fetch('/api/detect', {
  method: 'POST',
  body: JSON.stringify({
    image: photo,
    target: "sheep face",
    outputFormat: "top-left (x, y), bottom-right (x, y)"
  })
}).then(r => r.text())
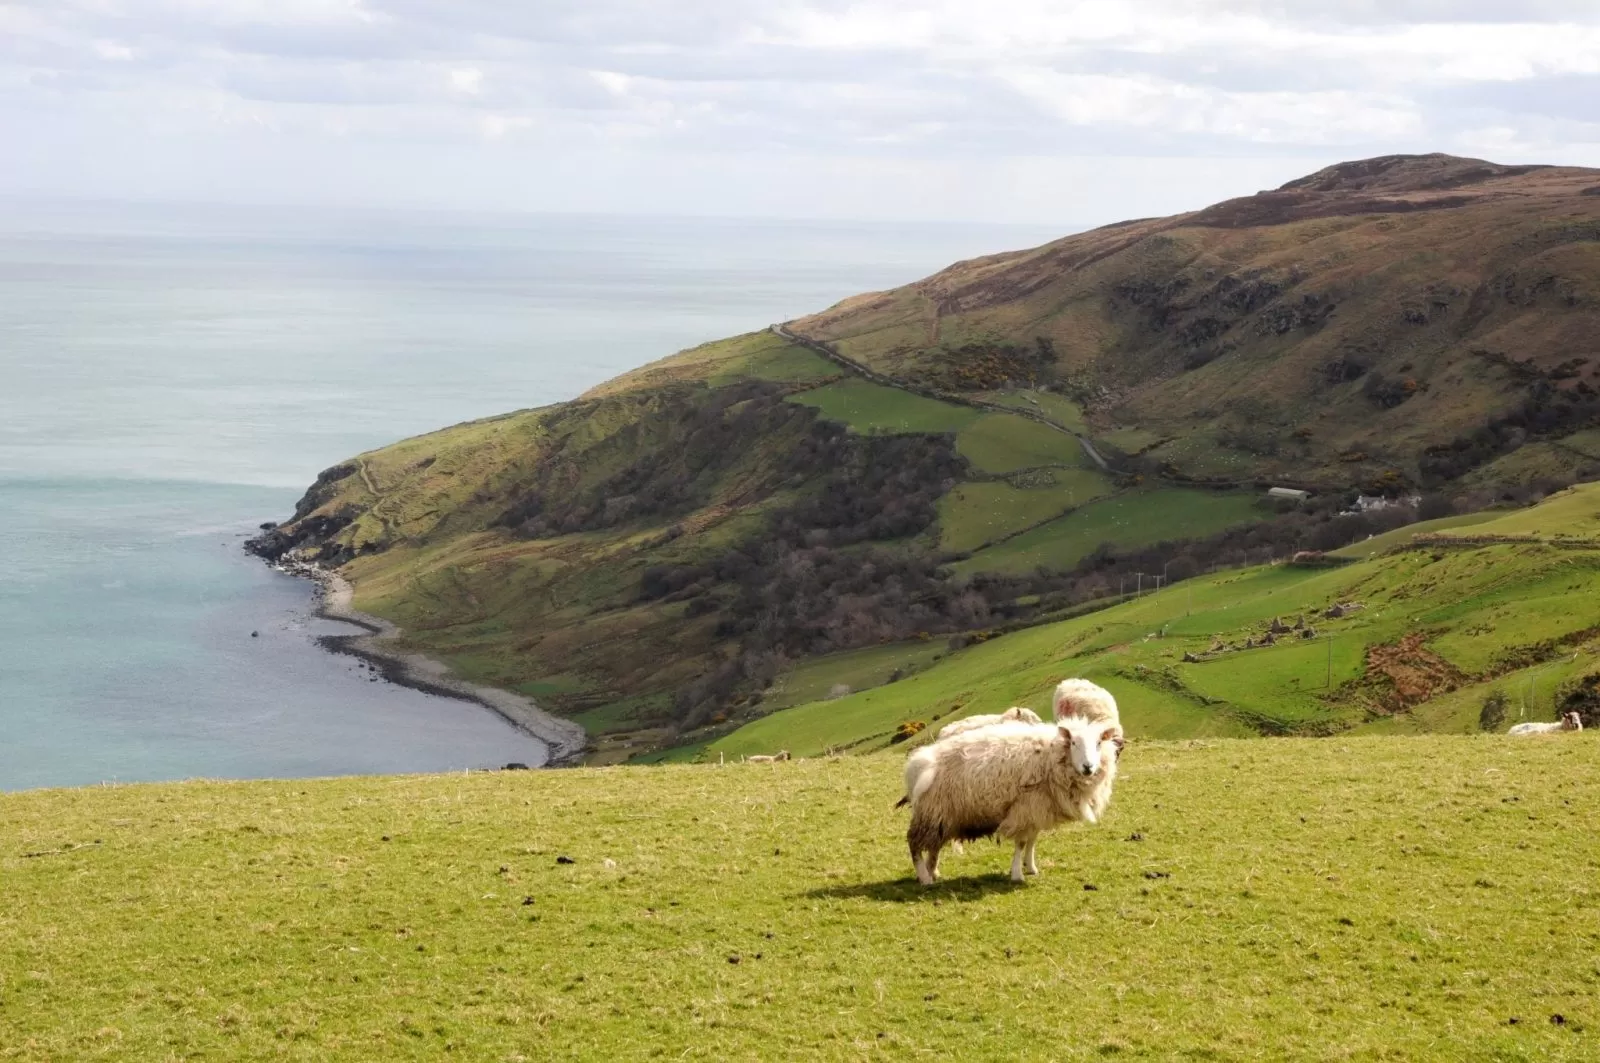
top-left (1061, 718), bottom-right (1122, 778)
top-left (1564, 712), bottom-right (1584, 731)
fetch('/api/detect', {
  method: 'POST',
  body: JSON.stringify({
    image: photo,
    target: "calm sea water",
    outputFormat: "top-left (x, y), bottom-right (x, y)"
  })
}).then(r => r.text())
top-left (0, 199), bottom-right (1065, 790)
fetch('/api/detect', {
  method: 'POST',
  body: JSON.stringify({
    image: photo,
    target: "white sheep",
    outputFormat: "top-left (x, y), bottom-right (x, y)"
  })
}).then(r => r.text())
top-left (1053, 678), bottom-right (1120, 727)
top-left (1507, 712), bottom-right (1583, 736)
top-left (936, 705), bottom-right (1042, 741)
top-left (1053, 678), bottom-right (1124, 760)
top-left (904, 717), bottom-right (1123, 885)
top-left (744, 750), bottom-right (791, 763)
top-left (899, 710), bottom-right (1040, 856)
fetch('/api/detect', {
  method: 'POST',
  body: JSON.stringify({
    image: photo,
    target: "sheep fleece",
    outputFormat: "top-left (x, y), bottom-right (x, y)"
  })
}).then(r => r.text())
top-left (907, 721), bottom-right (1118, 853)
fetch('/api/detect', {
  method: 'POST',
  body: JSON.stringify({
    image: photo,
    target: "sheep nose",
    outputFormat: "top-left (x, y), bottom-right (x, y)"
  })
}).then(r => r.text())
top-left (1080, 765), bottom-right (1096, 776)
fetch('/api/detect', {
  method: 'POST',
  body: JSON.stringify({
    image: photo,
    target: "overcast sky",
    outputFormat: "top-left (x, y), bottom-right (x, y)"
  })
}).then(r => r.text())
top-left (6, 1), bottom-right (1600, 224)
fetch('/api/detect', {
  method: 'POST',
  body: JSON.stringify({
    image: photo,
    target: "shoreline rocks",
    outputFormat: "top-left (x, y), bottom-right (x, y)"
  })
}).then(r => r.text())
top-left (251, 550), bottom-right (589, 767)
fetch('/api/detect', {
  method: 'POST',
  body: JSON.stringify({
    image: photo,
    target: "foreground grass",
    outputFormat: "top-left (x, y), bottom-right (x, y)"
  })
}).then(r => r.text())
top-left (4, 739), bottom-right (1599, 1061)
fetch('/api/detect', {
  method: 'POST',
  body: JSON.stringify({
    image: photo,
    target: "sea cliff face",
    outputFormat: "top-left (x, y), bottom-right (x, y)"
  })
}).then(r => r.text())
top-left (262, 154), bottom-right (1600, 759)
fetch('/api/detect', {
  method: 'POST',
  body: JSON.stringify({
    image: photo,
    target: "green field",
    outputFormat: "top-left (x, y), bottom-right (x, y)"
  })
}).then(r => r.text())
top-left (5, 739), bottom-right (1597, 1061)
top-left (758, 641), bottom-right (949, 714)
top-left (1330, 511), bottom-right (1504, 559)
top-left (706, 486), bottom-right (1600, 760)
top-left (953, 413), bottom-right (1087, 473)
top-left (937, 473), bottom-right (1116, 552)
top-left (787, 379), bottom-right (980, 435)
top-left (974, 389), bottom-right (1089, 433)
top-left (953, 488), bottom-right (1263, 575)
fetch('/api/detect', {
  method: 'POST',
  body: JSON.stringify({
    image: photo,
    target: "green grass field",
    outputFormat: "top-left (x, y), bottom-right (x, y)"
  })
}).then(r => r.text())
top-left (707, 486), bottom-right (1600, 760)
top-left (954, 413), bottom-right (1087, 473)
top-left (787, 380), bottom-right (980, 435)
top-left (1330, 511), bottom-right (1504, 559)
top-left (758, 641), bottom-right (950, 714)
top-left (953, 488), bottom-right (1263, 575)
top-left (974, 389), bottom-right (1089, 433)
top-left (937, 473), bottom-right (1116, 552)
top-left (5, 739), bottom-right (1597, 1061)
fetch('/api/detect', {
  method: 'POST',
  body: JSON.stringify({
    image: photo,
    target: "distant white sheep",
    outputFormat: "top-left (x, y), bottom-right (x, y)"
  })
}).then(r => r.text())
top-left (744, 750), bottom-right (791, 763)
top-left (1507, 712), bottom-right (1583, 736)
top-left (936, 705), bottom-right (1042, 741)
top-left (903, 717), bottom-right (1123, 885)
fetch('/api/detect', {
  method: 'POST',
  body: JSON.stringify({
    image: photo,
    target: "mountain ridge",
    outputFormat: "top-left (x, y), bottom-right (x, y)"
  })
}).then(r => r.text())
top-left (256, 153), bottom-right (1600, 759)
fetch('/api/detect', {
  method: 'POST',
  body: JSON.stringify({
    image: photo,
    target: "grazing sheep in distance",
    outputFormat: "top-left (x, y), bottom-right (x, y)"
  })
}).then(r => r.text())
top-left (744, 750), bottom-right (791, 763)
top-left (1507, 712), bottom-right (1583, 736)
top-left (936, 705), bottom-right (1042, 741)
top-left (904, 717), bottom-right (1123, 885)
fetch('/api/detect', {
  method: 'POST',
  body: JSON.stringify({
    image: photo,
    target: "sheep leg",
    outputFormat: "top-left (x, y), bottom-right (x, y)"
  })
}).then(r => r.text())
top-left (1009, 842), bottom-right (1027, 883)
top-left (951, 840), bottom-right (964, 856)
top-left (910, 818), bottom-right (940, 885)
top-left (1024, 836), bottom-right (1040, 876)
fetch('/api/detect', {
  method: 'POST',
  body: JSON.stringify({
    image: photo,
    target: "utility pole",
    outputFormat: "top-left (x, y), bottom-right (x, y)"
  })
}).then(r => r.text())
top-left (1136, 572), bottom-right (1144, 597)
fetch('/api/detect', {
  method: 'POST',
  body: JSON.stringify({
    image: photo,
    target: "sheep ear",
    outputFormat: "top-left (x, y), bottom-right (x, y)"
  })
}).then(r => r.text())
top-left (1103, 725), bottom-right (1125, 749)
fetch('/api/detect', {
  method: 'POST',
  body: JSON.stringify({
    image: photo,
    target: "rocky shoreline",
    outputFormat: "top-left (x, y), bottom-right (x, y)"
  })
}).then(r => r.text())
top-left (258, 552), bottom-right (589, 768)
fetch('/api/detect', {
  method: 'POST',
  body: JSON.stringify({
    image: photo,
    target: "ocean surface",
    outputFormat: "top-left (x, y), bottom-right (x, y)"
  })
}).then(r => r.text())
top-left (0, 199), bottom-right (1066, 790)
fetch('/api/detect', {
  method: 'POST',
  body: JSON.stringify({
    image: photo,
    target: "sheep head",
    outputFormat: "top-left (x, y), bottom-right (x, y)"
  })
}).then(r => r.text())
top-left (1563, 712), bottom-right (1584, 731)
top-left (1059, 718), bottom-right (1123, 778)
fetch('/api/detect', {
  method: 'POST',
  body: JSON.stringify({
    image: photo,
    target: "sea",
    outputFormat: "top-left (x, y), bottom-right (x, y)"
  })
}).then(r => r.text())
top-left (0, 199), bottom-right (1066, 791)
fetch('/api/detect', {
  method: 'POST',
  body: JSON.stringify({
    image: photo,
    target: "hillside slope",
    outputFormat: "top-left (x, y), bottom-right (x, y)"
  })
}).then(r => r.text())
top-left (700, 484), bottom-right (1600, 761)
top-left (4, 738), bottom-right (1597, 1059)
top-left (254, 155), bottom-right (1600, 757)
top-left (779, 154), bottom-right (1600, 492)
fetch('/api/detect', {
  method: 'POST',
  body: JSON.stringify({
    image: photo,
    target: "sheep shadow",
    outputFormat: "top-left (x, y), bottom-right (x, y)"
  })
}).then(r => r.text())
top-left (802, 873), bottom-right (1028, 904)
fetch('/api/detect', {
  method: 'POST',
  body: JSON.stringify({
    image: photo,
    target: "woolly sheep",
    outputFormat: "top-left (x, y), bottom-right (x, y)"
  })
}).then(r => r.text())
top-left (1507, 712), bottom-right (1583, 736)
top-left (936, 705), bottom-right (1043, 741)
top-left (744, 750), bottom-right (791, 763)
top-left (1052, 678), bottom-right (1120, 727)
top-left (904, 717), bottom-right (1123, 885)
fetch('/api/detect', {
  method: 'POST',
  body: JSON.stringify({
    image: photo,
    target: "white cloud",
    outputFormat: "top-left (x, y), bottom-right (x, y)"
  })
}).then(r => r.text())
top-left (2, 1), bottom-right (1599, 221)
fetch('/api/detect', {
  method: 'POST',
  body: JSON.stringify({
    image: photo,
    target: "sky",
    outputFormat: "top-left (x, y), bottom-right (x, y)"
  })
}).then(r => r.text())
top-left (6, 1), bottom-right (1600, 224)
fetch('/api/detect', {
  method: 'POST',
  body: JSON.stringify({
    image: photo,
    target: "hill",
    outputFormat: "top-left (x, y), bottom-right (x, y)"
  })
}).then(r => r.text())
top-left (4, 736), bottom-right (1597, 1059)
top-left (695, 484), bottom-right (1600, 762)
top-left (249, 154), bottom-right (1600, 758)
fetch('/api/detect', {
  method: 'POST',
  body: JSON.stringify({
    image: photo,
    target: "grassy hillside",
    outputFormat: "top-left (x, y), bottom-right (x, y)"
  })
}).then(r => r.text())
top-left (705, 484), bottom-right (1600, 760)
top-left (5, 738), bottom-right (1598, 1060)
top-left (785, 154), bottom-right (1600, 495)
top-left (253, 153), bottom-right (1600, 761)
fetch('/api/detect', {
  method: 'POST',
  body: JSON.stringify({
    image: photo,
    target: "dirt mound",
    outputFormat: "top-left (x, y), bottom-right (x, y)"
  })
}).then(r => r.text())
top-left (1359, 632), bottom-right (1468, 713)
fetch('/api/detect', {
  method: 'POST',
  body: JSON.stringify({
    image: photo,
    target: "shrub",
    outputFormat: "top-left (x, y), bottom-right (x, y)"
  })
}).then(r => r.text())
top-left (891, 720), bottom-right (927, 744)
top-left (1558, 672), bottom-right (1600, 728)
top-left (1478, 690), bottom-right (1509, 732)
